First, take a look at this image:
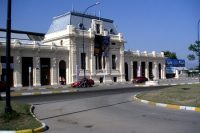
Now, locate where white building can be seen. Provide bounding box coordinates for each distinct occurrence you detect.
[124,50,166,81]
[0,11,165,89]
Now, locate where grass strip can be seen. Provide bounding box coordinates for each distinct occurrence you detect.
[0,101,42,130]
[137,84,200,107]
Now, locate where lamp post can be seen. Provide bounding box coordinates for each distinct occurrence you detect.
[81,2,100,87]
[197,19,200,82]
[5,0,12,113]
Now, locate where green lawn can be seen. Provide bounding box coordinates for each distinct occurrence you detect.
[137,84,200,107]
[0,101,42,130]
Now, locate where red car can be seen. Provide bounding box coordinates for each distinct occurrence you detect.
[0,81,6,92]
[71,79,94,88]
[132,77,148,83]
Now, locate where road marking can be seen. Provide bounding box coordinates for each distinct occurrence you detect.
[21,92,33,96]
[41,91,52,94]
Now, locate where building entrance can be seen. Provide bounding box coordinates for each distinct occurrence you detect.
[22,57,33,86]
[149,62,153,80]
[133,61,137,78]
[141,62,145,77]
[125,62,128,81]
[40,58,50,85]
[59,60,66,85]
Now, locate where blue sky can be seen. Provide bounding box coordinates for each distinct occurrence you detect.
[0,0,200,68]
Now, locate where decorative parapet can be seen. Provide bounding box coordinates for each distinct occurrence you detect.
[0,38,67,52]
[124,50,165,58]
[110,33,125,43]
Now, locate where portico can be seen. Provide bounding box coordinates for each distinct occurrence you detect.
[124,50,166,81]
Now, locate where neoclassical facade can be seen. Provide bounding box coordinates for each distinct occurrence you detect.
[124,50,166,81]
[0,11,165,88]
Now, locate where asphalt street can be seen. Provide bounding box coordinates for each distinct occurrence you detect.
[10,85,200,133]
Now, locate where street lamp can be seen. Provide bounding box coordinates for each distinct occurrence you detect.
[81,2,100,87]
[197,19,200,82]
[5,0,12,113]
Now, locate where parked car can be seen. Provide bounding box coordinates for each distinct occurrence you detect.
[71,78,94,88]
[0,81,6,92]
[132,77,148,83]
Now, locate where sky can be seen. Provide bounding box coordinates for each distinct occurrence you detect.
[0,0,200,68]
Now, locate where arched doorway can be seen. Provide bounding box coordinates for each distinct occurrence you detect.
[59,60,66,85]
[125,62,129,81]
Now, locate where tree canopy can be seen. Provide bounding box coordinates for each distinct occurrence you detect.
[187,41,200,61]
[162,51,177,59]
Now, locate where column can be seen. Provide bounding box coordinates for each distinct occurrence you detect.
[137,61,141,77]
[13,55,22,88]
[130,61,133,80]
[145,61,149,79]
[153,62,158,80]
[128,62,131,81]
[51,57,58,85]
[162,64,166,79]
[90,42,96,76]
[33,56,41,86]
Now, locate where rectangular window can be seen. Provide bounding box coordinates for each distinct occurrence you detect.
[81,53,86,69]
[96,24,100,34]
[112,55,116,69]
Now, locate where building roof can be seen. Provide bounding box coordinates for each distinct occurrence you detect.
[0,28,45,41]
[47,11,118,34]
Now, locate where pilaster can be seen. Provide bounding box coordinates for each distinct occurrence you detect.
[145,61,149,79]
[69,45,77,83]
[153,62,159,80]
[162,64,166,79]
[51,57,58,85]
[119,44,125,82]
[130,61,133,80]
[90,42,96,76]
[13,55,22,87]
[137,61,141,77]
[33,56,41,86]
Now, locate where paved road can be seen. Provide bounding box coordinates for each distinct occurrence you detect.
[12,86,200,133]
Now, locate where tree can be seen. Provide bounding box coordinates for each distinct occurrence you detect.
[187,40,200,68]
[162,51,177,59]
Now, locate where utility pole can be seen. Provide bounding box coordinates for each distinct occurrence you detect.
[81,2,100,87]
[198,19,200,82]
[5,0,13,113]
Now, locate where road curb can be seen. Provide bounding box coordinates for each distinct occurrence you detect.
[133,95,200,112]
[0,82,199,98]
[1,89,78,97]
[0,106,48,133]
